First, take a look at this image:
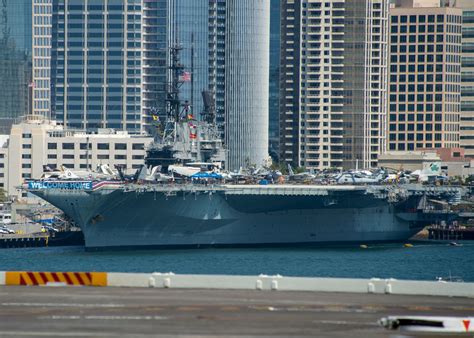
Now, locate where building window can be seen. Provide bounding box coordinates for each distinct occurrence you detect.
[62,143,75,150]
[22,144,32,149]
[48,143,57,149]
[21,173,31,178]
[97,143,110,150]
[63,154,75,159]
[115,155,126,160]
[22,154,32,159]
[132,143,144,150]
[48,154,57,159]
[22,164,31,169]
[115,143,127,150]
[132,155,144,160]
[97,155,109,160]
[22,133,32,138]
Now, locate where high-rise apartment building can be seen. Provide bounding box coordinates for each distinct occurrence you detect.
[388,2,462,152]
[142,0,168,124]
[0,0,32,134]
[457,0,474,158]
[50,0,168,134]
[280,0,389,170]
[269,0,281,160]
[208,0,226,136]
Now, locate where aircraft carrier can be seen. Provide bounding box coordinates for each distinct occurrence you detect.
[24,47,465,250]
[26,181,464,250]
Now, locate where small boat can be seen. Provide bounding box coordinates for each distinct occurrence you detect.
[436,271,464,283]
[449,242,463,247]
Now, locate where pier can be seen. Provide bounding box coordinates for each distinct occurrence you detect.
[0,231,84,249]
[428,226,474,240]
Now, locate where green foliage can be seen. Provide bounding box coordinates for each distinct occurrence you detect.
[294,167,306,174]
[0,188,6,202]
[465,175,474,185]
[270,162,289,175]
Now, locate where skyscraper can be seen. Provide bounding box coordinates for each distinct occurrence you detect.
[142,0,168,124]
[269,0,281,160]
[50,0,168,134]
[32,0,52,118]
[209,0,270,170]
[388,1,462,151]
[457,0,474,158]
[0,0,32,134]
[208,0,226,136]
[168,0,209,117]
[279,0,389,170]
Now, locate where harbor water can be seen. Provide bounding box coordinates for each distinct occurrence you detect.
[1,242,473,282]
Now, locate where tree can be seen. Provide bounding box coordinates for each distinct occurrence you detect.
[270,162,289,174]
[0,188,6,202]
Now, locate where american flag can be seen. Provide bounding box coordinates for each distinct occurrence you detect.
[179,71,191,82]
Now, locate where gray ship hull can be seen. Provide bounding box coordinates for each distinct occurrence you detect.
[29,184,440,250]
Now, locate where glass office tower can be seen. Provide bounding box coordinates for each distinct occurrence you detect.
[51,0,168,134]
[32,0,52,118]
[169,0,209,117]
[0,0,32,134]
[221,0,270,170]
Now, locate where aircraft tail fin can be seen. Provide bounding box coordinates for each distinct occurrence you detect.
[421,162,441,176]
[287,164,295,176]
[43,165,54,172]
[136,165,148,181]
[115,165,126,181]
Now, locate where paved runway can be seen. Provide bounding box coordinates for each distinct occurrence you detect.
[0,286,472,337]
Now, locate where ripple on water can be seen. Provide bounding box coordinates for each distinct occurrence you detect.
[0,242,473,282]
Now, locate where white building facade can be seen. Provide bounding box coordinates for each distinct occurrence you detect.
[0,116,153,198]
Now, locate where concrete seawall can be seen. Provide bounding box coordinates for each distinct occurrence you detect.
[1,271,473,298]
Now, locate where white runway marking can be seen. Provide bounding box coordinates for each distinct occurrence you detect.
[314,320,378,326]
[39,315,168,321]
[0,332,117,337]
[1,302,125,308]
